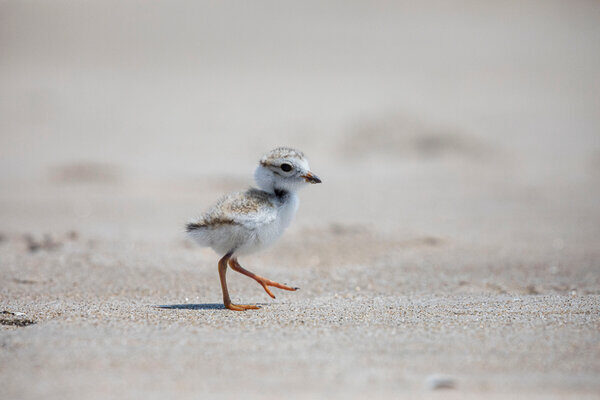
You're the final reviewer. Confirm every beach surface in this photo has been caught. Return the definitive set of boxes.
[1,1,599,399]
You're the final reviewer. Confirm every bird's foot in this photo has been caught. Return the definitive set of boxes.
[256,278,299,299]
[225,303,261,311]
[226,258,299,300]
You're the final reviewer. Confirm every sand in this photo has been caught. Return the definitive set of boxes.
[1,1,600,399]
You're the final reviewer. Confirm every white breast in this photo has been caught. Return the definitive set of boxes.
[276,192,299,232]
[235,192,299,255]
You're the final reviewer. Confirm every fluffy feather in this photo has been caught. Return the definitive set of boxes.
[187,147,314,256]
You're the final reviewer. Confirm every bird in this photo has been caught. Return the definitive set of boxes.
[186,147,321,311]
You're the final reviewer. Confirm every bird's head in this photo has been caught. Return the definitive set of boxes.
[254,147,321,194]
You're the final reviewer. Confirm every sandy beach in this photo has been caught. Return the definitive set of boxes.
[1,1,599,399]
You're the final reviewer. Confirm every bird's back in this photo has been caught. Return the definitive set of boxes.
[187,188,288,255]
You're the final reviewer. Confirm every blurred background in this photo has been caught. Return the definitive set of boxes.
[1,1,599,398]
[2,0,600,252]
[1,1,599,236]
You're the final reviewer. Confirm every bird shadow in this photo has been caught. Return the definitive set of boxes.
[154,303,225,310]
[154,303,270,310]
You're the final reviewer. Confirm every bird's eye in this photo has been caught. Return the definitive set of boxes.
[280,163,292,172]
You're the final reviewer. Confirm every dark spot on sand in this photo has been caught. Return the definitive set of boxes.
[401,236,445,248]
[342,113,489,161]
[50,162,121,184]
[525,284,540,295]
[0,318,36,327]
[420,236,443,246]
[24,234,61,252]
[485,282,507,294]
[426,375,457,390]
[13,278,38,285]
[0,312,36,327]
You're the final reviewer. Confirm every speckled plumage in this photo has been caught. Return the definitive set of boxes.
[187,188,295,255]
[260,146,305,166]
[187,188,275,229]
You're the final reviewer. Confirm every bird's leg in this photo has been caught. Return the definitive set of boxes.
[218,252,260,311]
[228,258,298,299]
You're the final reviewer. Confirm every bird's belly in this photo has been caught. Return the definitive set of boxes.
[235,220,284,255]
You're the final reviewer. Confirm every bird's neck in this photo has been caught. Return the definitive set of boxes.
[253,166,296,200]
[273,188,289,200]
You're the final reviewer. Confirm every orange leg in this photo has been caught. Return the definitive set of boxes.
[218,252,260,311]
[228,258,298,299]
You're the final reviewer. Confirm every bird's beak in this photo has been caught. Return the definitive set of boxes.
[302,171,322,184]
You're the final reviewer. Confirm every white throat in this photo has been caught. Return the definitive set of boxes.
[253,164,299,231]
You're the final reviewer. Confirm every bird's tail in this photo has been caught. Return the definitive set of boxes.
[186,222,205,232]
[185,221,212,248]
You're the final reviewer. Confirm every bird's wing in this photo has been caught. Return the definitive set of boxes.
[193,189,277,230]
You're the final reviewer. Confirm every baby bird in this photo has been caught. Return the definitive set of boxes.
[186,147,321,311]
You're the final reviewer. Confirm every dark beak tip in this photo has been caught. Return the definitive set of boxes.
[304,173,322,184]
